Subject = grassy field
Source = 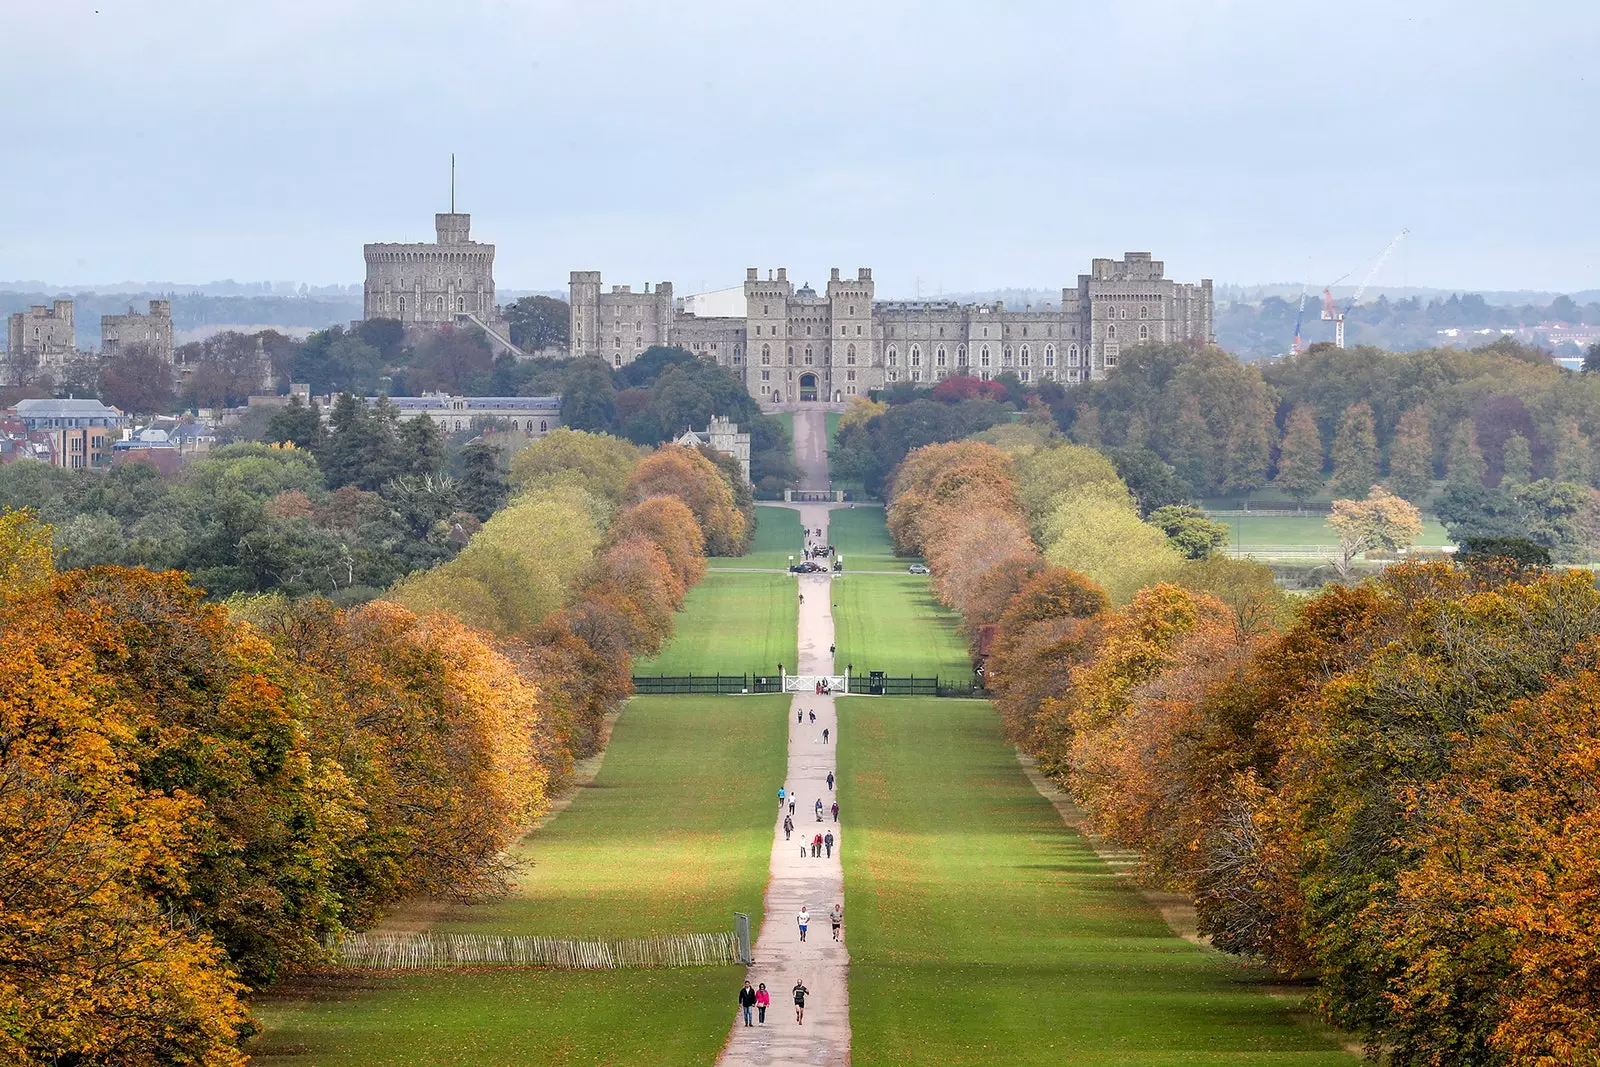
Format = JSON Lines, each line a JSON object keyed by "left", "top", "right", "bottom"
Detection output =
{"left": 839, "top": 699, "right": 1356, "bottom": 1067}
{"left": 252, "top": 694, "right": 789, "bottom": 1065}
{"left": 634, "top": 572, "right": 798, "bottom": 675}
{"left": 710, "top": 504, "right": 804, "bottom": 571}
{"left": 1208, "top": 510, "right": 1454, "bottom": 557}
{"left": 831, "top": 574, "right": 971, "bottom": 680}
{"left": 828, "top": 506, "right": 914, "bottom": 572}
{"left": 825, "top": 411, "right": 842, "bottom": 452}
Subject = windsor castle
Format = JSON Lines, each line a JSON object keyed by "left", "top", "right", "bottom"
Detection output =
{"left": 363, "top": 208, "right": 1214, "bottom": 403}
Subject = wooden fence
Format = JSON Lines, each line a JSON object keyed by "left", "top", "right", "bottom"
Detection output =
{"left": 331, "top": 930, "right": 742, "bottom": 970}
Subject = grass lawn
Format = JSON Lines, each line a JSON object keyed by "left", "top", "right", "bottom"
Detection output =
{"left": 828, "top": 506, "right": 915, "bottom": 572}
{"left": 634, "top": 572, "right": 798, "bottom": 676}
{"left": 839, "top": 699, "right": 1356, "bottom": 1067}
{"left": 709, "top": 504, "right": 804, "bottom": 571}
{"left": 1207, "top": 511, "right": 1454, "bottom": 557}
{"left": 825, "top": 411, "right": 842, "bottom": 452}
{"left": 252, "top": 694, "right": 788, "bottom": 1065}
{"left": 831, "top": 574, "right": 971, "bottom": 680}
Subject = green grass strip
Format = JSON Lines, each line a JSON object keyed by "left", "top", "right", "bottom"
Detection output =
{"left": 634, "top": 572, "right": 798, "bottom": 676}
{"left": 839, "top": 698, "right": 1355, "bottom": 1066}
{"left": 710, "top": 504, "right": 805, "bottom": 571}
{"left": 828, "top": 506, "right": 915, "bottom": 572}
{"left": 831, "top": 573, "right": 971, "bottom": 681}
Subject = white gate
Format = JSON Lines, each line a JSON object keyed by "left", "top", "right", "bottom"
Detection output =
{"left": 781, "top": 673, "right": 848, "bottom": 694}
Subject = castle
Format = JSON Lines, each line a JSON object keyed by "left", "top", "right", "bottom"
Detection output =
{"left": 568, "top": 253, "right": 1213, "bottom": 402}
{"left": 362, "top": 212, "right": 519, "bottom": 355}
{"left": 4, "top": 299, "right": 174, "bottom": 387}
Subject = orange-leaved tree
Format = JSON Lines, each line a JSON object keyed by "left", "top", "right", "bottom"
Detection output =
{"left": 626, "top": 445, "right": 747, "bottom": 556}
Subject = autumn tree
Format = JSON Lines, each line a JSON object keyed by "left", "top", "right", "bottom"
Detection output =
{"left": 1327, "top": 486, "right": 1423, "bottom": 575}
{"left": 1272, "top": 403, "right": 1324, "bottom": 507}
{"left": 985, "top": 567, "right": 1110, "bottom": 749}
{"left": 1329, "top": 401, "right": 1379, "bottom": 497}
{"left": 1384, "top": 405, "right": 1433, "bottom": 504}
{"left": 1041, "top": 483, "right": 1182, "bottom": 604}
{"left": 99, "top": 341, "right": 176, "bottom": 417}
{"left": 625, "top": 445, "right": 747, "bottom": 556}
{"left": 509, "top": 426, "right": 640, "bottom": 505}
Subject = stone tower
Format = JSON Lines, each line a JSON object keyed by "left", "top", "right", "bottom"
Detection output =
{"left": 363, "top": 210, "right": 497, "bottom": 325}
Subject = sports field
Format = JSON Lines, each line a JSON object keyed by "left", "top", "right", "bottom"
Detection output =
{"left": 1209, "top": 511, "right": 1454, "bottom": 560}
{"left": 709, "top": 504, "right": 804, "bottom": 571}
{"left": 634, "top": 572, "right": 798, "bottom": 676}
{"left": 838, "top": 698, "right": 1355, "bottom": 1066}
{"left": 251, "top": 695, "right": 788, "bottom": 1066}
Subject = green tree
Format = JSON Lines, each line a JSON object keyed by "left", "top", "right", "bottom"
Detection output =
{"left": 1221, "top": 388, "right": 1273, "bottom": 496}
{"left": 1272, "top": 403, "right": 1324, "bottom": 507}
{"left": 456, "top": 440, "right": 508, "bottom": 521}
{"left": 265, "top": 395, "right": 325, "bottom": 451}
{"left": 1446, "top": 418, "right": 1487, "bottom": 488}
{"left": 1107, "top": 448, "right": 1190, "bottom": 516}
{"left": 1148, "top": 505, "right": 1230, "bottom": 560}
{"left": 396, "top": 414, "right": 447, "bottom": 482}
{"left": 1553, "top": 417, "right": 1594, "bottom": 485}
{"left": 559, "top": 357, "right": 618, "bottom": 432}
{"left": 505, "top": 295, "right": 571, "bottom": 352}
{"left": 1329, "top": 402, "right": 1379, "bottom": 497}
{"left": 1385, "top": 405, "right": 1434, "bottom": 504}
{"left": 1500, "top": 431, "right": 1533, "bottom": 486}
{"left": 1166, "top": 394, "right": 1214, "bottom": 494}
{"left": 1584, "top": 340, "right": 1600, "bottom": 373}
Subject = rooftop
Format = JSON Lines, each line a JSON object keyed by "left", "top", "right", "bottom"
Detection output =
{"left": 11, "top": 398, "right": 126, "bottom": 418}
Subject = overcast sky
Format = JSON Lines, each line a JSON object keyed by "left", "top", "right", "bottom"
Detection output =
{"left": 2, "top": 0, "right": 1595, "bottom": 295}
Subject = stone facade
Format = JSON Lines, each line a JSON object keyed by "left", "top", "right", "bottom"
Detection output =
{"left": 363, "top": 213, "right": 515, "bottom": 347}
{"left": 375, "top": 393, "right": 560, "bottom": 436}
{"left": 101, "top": 300, "right": 174, "bottom": 363}
{"left": 4, "top": 300, "right": 79, "bottom": 385}
{"left": 675, "top": 415, "right": 752, "bottom": 483}
{"left": 568, "top": 253, "right": 1213, "bottom": 401}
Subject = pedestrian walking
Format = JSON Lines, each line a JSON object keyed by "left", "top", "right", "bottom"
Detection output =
{"left": 778, "top": 786, "right": 786, "bottom": 808}
{"left": 808, "top": 709, "right": 816, "bottom": 724}
{"left": 797, "top": 708, "right": 803, "bottom": 724}
{"left": 783, "top": 814, "right": 793, "bottom": 840}
{"left": 793, "top": 980, "right": 809, "bottom": 1024}
{"left": 756, "top": 983, "right": 770, "bottom": 1024}
{"left": 831, "top": 903, "right": 842, "bottom": 941}
{"left": 824, "top": 830, "right": 834, "bottom": 857}
{"left": 812, "top": 832, "right": 823, "bottom": 857}
{"left": 739, "top": 982, "right": 757, "bottom": 1027}
{"left": 831, "top": 801, "right": 839, "bottom": 821}
{"left": 829, "top": 643, "right": 836, "bottom": 654}
{"left": 797, "top": 905, "right": 810, "bottom": 942}
{"left": 788, "top": 799, "right": 796, "bottom": 816}
{"left": 826, "top": 772, "right": 834, "bottom": 791}
{"left": 815, "top": 798, "right": 824, "bottom": 821}
{"left": 822, "top": 727, "right": 829, "bottom": 744}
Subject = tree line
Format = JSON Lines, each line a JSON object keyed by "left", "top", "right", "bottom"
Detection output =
{"left": 0, "top": 426, "right": 741, "bottom": 1064}
{"left": 889, "top": 431, "right": 1600, "bottom": 1066}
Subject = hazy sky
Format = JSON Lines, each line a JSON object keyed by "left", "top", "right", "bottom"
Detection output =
{"left": 3, "top": 0, "right": 1596, "bottom": 295}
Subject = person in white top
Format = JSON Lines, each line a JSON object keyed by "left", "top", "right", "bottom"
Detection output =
{"left": 797, "top": 905, "right": 810, "bottom": 942}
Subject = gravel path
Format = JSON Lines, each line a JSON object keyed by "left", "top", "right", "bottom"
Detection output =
{"left": 719, "top": 415, "right": 850, "bottom": 1065}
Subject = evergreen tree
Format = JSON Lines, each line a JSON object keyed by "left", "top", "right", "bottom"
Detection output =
{"left": 559, "top": 357, "right": 618, "bottom": 432}
{"left": 1584, "top": 340, "right": 1600, "bottom": 374}
{"left": 1167, "top": 395, "right": 1215, "bottom": 494}
{"left": 457, "top": 440, "right": 508, "bottom": 521}
{"left": 1385, "top": 405, "right": 1434, "bottom": 504}
{"left": 1070, "top": 408, "right": 1103, "bottom": 447}
{"left": 1221, "top": 389, "right": 1273, "bottom": 496}
{"left": 397, "top": 414, "right": 447, "bottom": 481}
{"left": 1552, "top": 417, "right": 1593, "bottom": 485}
{"left": 265, "top": 396, "right": 325, "bottom": 452}
{"left": 1330, "top": 402, "right": 1379, "bottom": 498}
{"left": 359, "top": 397, "right": 407, "bottom": 491}
{"left": 1273, "top": 403, "right": 1325, "bottom": 507}
{"left": 1500, "top": 432, "right": 1533, "bottom": 486}
{"left": 1123, "top": 411, "right": 1153, "bottom": 452}
{"left": 1446, "top": 418, "right": 1487, "bottom": 489}
{"left": 318, "top": 392, "right": 369, "bottom": 490}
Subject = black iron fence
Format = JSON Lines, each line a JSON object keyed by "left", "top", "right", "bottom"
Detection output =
{"left": 631, "top": 673, "right": 783, "bottom": 695}
{"left": 846, "top": 672, "right": 987, "bottom": 697}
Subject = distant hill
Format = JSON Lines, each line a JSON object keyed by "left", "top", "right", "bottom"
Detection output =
{"left": 0, "top": 289, "right": 361, "bottom": 349}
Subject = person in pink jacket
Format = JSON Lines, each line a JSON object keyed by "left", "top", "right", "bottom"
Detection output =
{"left": 755, "top": 982, "right": 771, "bottom": 1024}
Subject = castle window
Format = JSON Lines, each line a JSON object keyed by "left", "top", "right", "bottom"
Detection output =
{"left": 438, "top": 297, "right": 446, "bottom": 313}
{"left": 1003, "top": 346, "right": 1013, "bottom": 366}
{"left": 983, "top": 326, "right": 989, "bottom": 338}
{"left": 787, "top": 346, "right": 794, "bottom": 363}
{"left": 614, "top": 354, "right": 623, "bottom": 367}
{"left": 912, "top": 370, "right": 922, "bottom": 382}
{"left": 805, "top": 346, "right": 813, "bottom": 365}
{"left": 847, "top": 385, "right": 856, "bottom": 395}
{"left": 763, "top": 304, "right": 769, "bottom": 315}
{"left": 847, "top": 344, "right": 856, "bottom": 365}
{"left": 615, "top": 337, "right": 622, "bottom": 347}
{"left": 847, "top": 370, "right": 856, "bottom": 381}
{"left": 635, "top": 321, "right": 641, "bottom": 331}
{"left": 856, "top": 325, "right": 862, "bottom": 335}
{"left": 1020, "top": 369, "right": 1031, "bottom": 382}
{"left": 887, "top": 347, "right": 897, "bottom": 366}
{"left": 1044, "top": 344, "right": 1056, "bottom": 367}
{"left": 1139, "top": 305, "right": 1149, "bottom": 319}
{"left": 762, "top": 370, "right": 771, "bottom": 381}
{"left": 936, "top": 346, "right": 946, "bottom": 367}
{"left": 1138, "top": 324, "right": 1149, "bottom": 340}
{"left": 806, "top": 326, "right": 812, "bottom": 336}
{"left": 398, "top": 297, "right": 407, "bottom": 316}
{"left": 957, "top": 344, "right": 967, "bottom": 365}
{"left": 1020, "top": 345, "right": 1030, "bottom": 366}
{"left": 1022, "top": 326, "right": 1029, "bottom": 337}
{"left": 980, "top": 345, "right": 990, "bottom": 367}
{"left": 458, "top": 297, "right": 465, "bottom": 312}
{"left": 1121, "top": 308, "right": 1128, "bottom": 319}
{"left": 938, "top": 327, "right": 944, "bottom": 337}
{"left": 849, "top": 305, "right": 855, "bottom": 315}
{"left": 910, "top": 345, "right": 921, "bottom": 367}
{"left": 540, "top": 420, "right": 548, "bottom": 432}
{"left": 1048, "top": 326, "right": 1054, "bottom": 337}
{"left": 887, "top": 370, "right": 898, "bottom": 382}
{"left": 1068, "top": 344, "right": 1080, "bottom": 366}
{"left": 761, "top": 344, "right": 771, "bottom": 365}
{"left": 841, "top": 326, "right": 846, "bottom": 336}
{"left": 733, "top": 345, "right": 742, "bottom": 363}
{"left": 1106, "top": 325, "right": 1116, "bottom": 340}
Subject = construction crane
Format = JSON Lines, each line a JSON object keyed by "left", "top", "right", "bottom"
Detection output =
{"left": 1291, "top": 283, "right": 1309, "bottom": 354}
{"left": 1320, "top": 229, "right": 1409, "bottom": 349}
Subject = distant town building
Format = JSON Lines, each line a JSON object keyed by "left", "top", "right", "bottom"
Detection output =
{"left": 570, "top": 252, "right": 1214, "bottom": 402}
{"left": 363, "top": 393, "right": 561, "bottom": 436}
{"left": 4, "top": 300, "right": 79, "bottom": 386}
{"left": 8, "top": 398, "right": 128, "bottom": 470}
{"left": 0, "top": 416, "right": 58, "bottom": 465}
{"left": 101, "top": 300, "right": 174, "bottom": 363}
{"left": 362, "top": 209, "right": 520, "bottom": 355}
{"left": 675, "top": 415, "right": 752, "bottom": 483}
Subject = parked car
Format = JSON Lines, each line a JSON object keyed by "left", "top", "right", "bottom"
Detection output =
{"left": 907, "top": 563, "right": 929, "bottom": 575}
{"left": 791, "top": 560, "right": 824, "bottom": 573}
